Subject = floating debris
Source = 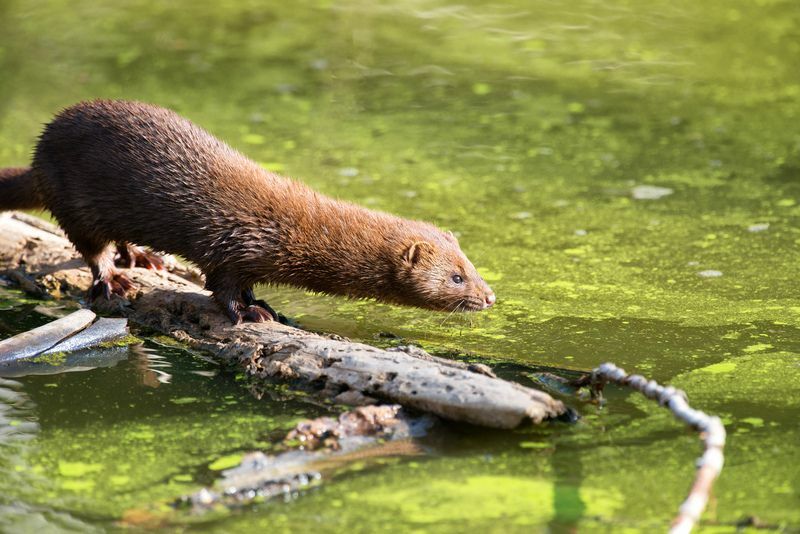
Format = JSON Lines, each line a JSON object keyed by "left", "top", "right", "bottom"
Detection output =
{"left": 338, "top": 167, "right": 359, "bottom": 177}
{"left": 747, "top": 223, "right": 769, "bottom": 233}
{"left": 631, "top": 185, "right": 674, "bottom": 200}
{"left": 697, "top": 270, "right": 723, "bottom": 278}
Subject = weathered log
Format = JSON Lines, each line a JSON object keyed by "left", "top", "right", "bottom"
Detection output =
{"left": 0, "top": 309, "right": 96, "bottom": 361}
{"left": 42, "top": 317, "right": 130, "bottom": 355}
{"left": 0, "top": 212, "right": 565, "bottom": 428}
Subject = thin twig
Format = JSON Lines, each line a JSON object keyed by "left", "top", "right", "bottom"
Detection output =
{"left": 589, "top": 362, "right": 726, "bottom": 534}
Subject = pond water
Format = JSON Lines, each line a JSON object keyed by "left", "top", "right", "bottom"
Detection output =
{"left": 1, "top": 0, "right": 798, "bottom": 531}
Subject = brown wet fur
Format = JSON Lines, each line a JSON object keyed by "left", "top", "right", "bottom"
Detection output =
{"left": 0, "top": 167, "right": 42, "bottom": 210}
{"left": 0, "top": 100, "right": 495, "bottom": 323}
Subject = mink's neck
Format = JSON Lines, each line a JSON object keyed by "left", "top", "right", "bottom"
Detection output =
{"left": 247, "top": 185, "right": 410, "bottom": 300}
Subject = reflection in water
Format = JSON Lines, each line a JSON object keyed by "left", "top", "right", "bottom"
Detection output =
{"left": 0, "top": 378, "right": 99, "bottom": 532}
{"left": 0, "top": 377, "right": 38, "bottom": 445}
{"left": 550, "top": 446, "right": 586, "bottom": 532}
{"left": 130, "top": 344, "right": 173, "bottom": 386}
{"left": 0, "top": 502, "right": 102, "bottom": 534}
{"left": 0, "top": 348, "right": 131, "bottom": 379}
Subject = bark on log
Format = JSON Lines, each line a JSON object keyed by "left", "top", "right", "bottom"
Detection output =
{"left": 0, "top": 212, "right": 565, "bottom": 428}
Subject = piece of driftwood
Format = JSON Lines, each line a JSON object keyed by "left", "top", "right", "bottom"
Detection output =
{"left": 589, "top": 363, "right": 726, "bottom": 534}
{"left": 42, "top": 317, "right": 130, "bottom": 355}
{"left": 0, "top": 212, "right": 565, "bottom": 428}
{"left": 0, "top": 308, "right": 130, "bottom": 363}
{"left": 0, "top": 309, "right": 96, "bottom": 361}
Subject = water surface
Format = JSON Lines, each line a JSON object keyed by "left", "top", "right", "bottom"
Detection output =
{"left": 0, "top": 0, "right": 798, "bottom": 530}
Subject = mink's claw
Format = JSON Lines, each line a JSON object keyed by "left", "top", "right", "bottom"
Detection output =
{"left": 88, "top": 272, "right": 135, "bottom": 303}
{"left": 241, "top": 305, "right": 276, "bottom": 323}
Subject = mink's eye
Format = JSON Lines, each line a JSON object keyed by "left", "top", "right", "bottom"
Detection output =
{"left": 451, "top": 274, "right": 464, "bottom": 284}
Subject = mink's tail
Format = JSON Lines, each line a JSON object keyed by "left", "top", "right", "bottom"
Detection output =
{"left": 0, "top": 167, "right": 44, "bottom": 211}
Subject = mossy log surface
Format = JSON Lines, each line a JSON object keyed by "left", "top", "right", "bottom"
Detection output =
{"left": 0, "top": 212, "right": 565, "bottom": 428}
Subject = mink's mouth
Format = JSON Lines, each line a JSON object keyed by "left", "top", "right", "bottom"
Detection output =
{"left": 451, "top": 297, "right": 486, "bottom": 312}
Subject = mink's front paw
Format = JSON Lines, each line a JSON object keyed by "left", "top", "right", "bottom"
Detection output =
{"left": 89, "top": 271, "right": 135, "bottom": 302}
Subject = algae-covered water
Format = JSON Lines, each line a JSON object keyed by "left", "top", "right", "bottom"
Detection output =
{"left": 1, "top": 0, "right": 799, "bottom": 531}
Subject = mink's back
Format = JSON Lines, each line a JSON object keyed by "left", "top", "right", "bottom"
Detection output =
{"left": 33, "top": 100, "right": 282, "bottom": 270}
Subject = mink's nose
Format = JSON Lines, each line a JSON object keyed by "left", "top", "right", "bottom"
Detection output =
{"left": 484, "top": 292, "right": 496, "bottom": 308}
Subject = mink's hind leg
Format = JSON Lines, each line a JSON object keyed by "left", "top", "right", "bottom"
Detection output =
{"left": 77, "top": 241, "right": 136, "bottom": 303}
{"left": 115, "top": 242, "right": 165, "bottom": 270}
{"left": 206, "top": 273, "right": 275, "bottom": 324}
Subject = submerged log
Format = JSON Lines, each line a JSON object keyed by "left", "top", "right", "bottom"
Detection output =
{"left": 0, "top": 212, "right": 565, "bottom": 428}
{"left": 181, "top": 405, "right": 434, "bottom": 513}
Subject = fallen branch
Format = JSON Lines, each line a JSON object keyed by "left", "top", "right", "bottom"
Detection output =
{"left": 589, "top": 362, "right": 726, "bottom": 534}
{"left": 0, "top": 308, "right": 131, "bottom": 363}
{"left": 0, "top": 212, "right": 565, "bottom": 428}
{"left": 0, "top": 309, "right": 96, "bottom": 361}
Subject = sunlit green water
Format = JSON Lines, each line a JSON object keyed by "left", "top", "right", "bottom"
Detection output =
{"left": 1, "top": 0, "right": 798, "bottom": 531}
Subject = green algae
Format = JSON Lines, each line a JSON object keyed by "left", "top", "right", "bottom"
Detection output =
{"left": 97, "top": 334, "right": 142, "bottom": 348}
{"left": 698, "top": 361, "right": 737, "bottom": 374}
{"left": 674, "top": 351, "right": 800, "bottom": 413}
{"left": 170, "top": 396, "right": 200, "bottom": 405}
{"left": 58, "top": 461, "right": 103, "bottom": 478}
{"left": 28, "top": 351, "right": 68, "bottom": 366}
{"left": 357, "top": 475, "right": 556, "bottom": 525}
{"left": 208, "top": 453, "right": 245, "bottom": 472}
{"left": 669, "top": 356, "right": 800, "bottom": 526}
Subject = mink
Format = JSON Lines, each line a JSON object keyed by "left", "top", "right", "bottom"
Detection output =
{"left": 0, "top": 100, "right": 495, "bottom": 323}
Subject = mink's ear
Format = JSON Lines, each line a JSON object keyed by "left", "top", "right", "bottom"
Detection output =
{"left": 402, "top": 241, "right": 432, "bottom": 266}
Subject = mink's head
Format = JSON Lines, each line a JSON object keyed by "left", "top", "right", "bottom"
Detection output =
{"left": 392, "top": 230, "right": 495, "bottom": 312}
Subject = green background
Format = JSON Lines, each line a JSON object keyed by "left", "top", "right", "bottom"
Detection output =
{"left": 0, "top": 0, "right": 798, "bottom": 531}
